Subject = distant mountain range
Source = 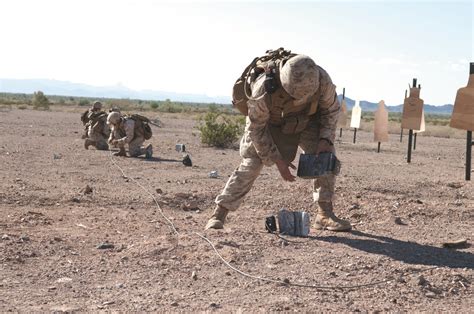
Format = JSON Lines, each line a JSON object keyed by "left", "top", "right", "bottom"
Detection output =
{"left": 0, "top": 79, "right": 231, "bottom": 104}
{"left": 336, "top": 95, "right": 453, "bottom": 115}
{"left": 0, "top": 78, "right": 453, "bottom": 115}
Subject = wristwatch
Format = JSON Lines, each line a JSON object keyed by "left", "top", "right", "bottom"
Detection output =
{"left": 319, "top": 138, "right": 334, "bottom": 146}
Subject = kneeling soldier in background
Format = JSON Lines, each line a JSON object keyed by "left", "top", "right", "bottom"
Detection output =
{"left": 106, "top": 112, "right": 153, "bottom": 158}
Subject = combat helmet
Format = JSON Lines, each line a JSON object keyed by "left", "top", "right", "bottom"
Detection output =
{"left": 107, "top": 112, "right": 121, "bottom": 125}
{"left": 92, "top": 101, "right": 103, "bottom": 110}
{"left": 280, "top": 55, "right": 319, "bottom": 102}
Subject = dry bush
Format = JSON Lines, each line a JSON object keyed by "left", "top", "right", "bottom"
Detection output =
{"left": 197, "top": 112, "right": 245, "bottom": 148}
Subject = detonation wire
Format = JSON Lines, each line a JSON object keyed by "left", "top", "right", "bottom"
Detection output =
{"left": 107, "top": 151, "right": 178, "bottom": 235}
{"left": 107, "top": 151, "right": 439, "bottom": 290}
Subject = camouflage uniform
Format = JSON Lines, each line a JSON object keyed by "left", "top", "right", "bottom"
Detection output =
{"left": 108, "top": 117, "right": 151, "bottom": 158}
{"left": 82, "top": 102, "right": 109, "bottom": 151}
{"left": 216, "top": 66, "right": 339, "bottom": 210}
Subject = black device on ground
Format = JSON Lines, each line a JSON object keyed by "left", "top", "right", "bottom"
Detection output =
{"left": 175, "top": 144, "right": 186, "bottom": 153}
{"left": 265, "top": 216, "right": 277, "bottom": 233}
{"left": 297, "top": 152, "right": 340, "bottom": 179}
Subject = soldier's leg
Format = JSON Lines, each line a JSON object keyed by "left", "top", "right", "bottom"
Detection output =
{"left": 84, "top": 127, "right": 96, "bottom": 150}
{"left": 128, "top": 136, "right": 146, "bottom": 157}
{"left": 299, "top": 118, "right": 351, "bottom": 232}
{"left": 206, "top": 157, "right": 263, "bottom": 230}
{"left": 88, "top": 129, "right": 109, "bottom": 151}
{"left": 95, "top": 134, "right": 109, "bottom": 151}
{"left": 206, "top": 132, "right": 264, "bottom": 229}
{"left": 215, "top": 157, "right": 263, "bottom": 210}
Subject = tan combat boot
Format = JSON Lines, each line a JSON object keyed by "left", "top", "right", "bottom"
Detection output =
{"left": 205, "top": 205, "right": 229, "bottom": 230}
{"left": 145, "top": 144, "right": 153, "bottom": 159}
{"left": 314, "top": 202, "right": 352, "bottom": 232}
{"left": 84, "top": 139, "right": 95, "bottom": 150}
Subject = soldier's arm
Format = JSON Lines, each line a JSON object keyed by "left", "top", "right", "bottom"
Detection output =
{"left": 247, "top": 97, "right": 283, "bottom": 163}
{"left": 317, "top": 67, "right": 340, "bottom": 142}
{"left": 117, "top": 119, "right": 135, "bottom": 145}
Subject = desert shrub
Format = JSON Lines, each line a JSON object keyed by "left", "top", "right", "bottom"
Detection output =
{"left": 198, "top": 112, "right": 245, "bottom": 148}
{"left": 78, "top": 99, "right": 90, "bottom": 107}
{"left": 208, "top": 103, "right": 218, "bottom": 113}
{"left": 17, "top": 105, "right": 28, "bottom": 110}
{"left": 33, "top": 91, "right": 49, "bottom": 110}
{"left": 159, "top": 102, "right": 183, "bottom": 113}
{"left": 150, "top": 101, "right": 159, "bottom": 110}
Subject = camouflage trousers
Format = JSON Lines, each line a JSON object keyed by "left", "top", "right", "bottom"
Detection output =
{"left": 215, "top": 122, "right": 336, "bottom": 211}
{"left": 118, "top": 135, "right": 147, "bottom": 157}
{"left": 87, "top": 128, "right": 109, "bottom": 151}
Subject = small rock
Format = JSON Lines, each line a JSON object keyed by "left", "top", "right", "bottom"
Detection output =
{"left": 417, "top": 275, "right": 428, "bottom": 286}
{"left": 447, "top": 182, "right": 462, "bottom": 189}
{"left": 209, "top": 302, "right": 220, "bottom": 308}
{"left": 415, "top": 199, "right": 423, "bottom": 204}
{"left": 2, "top": 234, "right": 10, "bottom": 240}
{"left": 116, "top": 283, "right": 124, "bottom": 288}
{"left": 53, "top": 154, "right": 62, "bottom": 160}
{"left": 97, "top": 242, "right": 115, "bottom": 250}
{"left": 425, "top": 292, "right": 437, "bottom": 298}
{"left": 56, "top": 277, "right": 72, "bottom": 283}
{"left": 442, "top": 239, "right": 468, "bottom": 249}
{"left": 102, "top": 301, "right": 115, "bottom": 306}
{"left": 53, "top": 237, "right": 62, "bottom": 242}
{"left": 170, "top": 302, "right": 178, "bottom": 307}
{"left": 191, "top": 271, "right": 197, "bottom": 280}
{"left": 19, "top": 235, "right": 30, "bottom": 242}
{"left": 209, "top": 171, "right": 218, "bottom": 178}
{"left": 83, "top": 185, "right": 93, "bottom": 194}
{"left": 181, "top": 201, "right": 199, "bottom": 211}
{"left": 48, "top": 286, "right": 57, "bottom": 291}
{"left": 156, "top": 188, "right": 163, "bottom": 194}
{"left": 349, "top": 203, "right": 360, "bottom": 210}
{"left": 71, "top": 197, "right": 81, "bottom": 203}
{"left": 394, "top": 217, "right": 407, "bottom": 225}
{"left": 283, "top": 278, "right": 290, "bottom": 284}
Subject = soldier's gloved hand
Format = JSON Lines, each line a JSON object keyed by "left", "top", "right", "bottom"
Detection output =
{"left": 275, "top": 159, "right": 296, "bottom": 182}
{"left": 111, "top": 139, "right": 119, "bottom": 146}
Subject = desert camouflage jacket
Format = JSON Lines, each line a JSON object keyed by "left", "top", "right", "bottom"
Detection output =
{"left": 247, "top": 65, "right": 340, "bottom": 163}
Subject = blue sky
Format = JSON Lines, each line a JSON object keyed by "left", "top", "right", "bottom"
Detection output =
{"left": 0, "top": 0, "right": 472, "bottom": 105}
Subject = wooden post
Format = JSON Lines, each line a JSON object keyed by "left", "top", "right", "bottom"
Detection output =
{"left": 413, "top": 133, "right": 417, "bottom": 150}
{"left": 407, "top": 130, "right": 413, "bottom": 163}
{"left": 340, "top": 87, "right": 345, "bottom": 138}
{"left": 467, "top": 131, "right": 472, "bottom": 181}
{"left": 407, "top": 78, "right": 416, "bottom": 163}
{"left": 377, "top": 142, "right": 381, "bottom": 153}
{"left": 353, "top": 128, "right": 357, "bottom": 144}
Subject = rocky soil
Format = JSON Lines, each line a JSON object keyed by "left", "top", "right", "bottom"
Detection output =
{"left": 0, "top": 108, "right": 472, "bottom": 311}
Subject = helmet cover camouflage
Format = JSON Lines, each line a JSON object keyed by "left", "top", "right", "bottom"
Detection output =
{"left": 280, "top": 55, "right": 319, "bottom": 101}
{"left": 107, "top": 111, "right": 121, "bottom": 125}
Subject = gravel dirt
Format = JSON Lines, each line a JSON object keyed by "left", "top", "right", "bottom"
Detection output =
{"left": 1, "top": 108, "right": 473, "bottom": 312}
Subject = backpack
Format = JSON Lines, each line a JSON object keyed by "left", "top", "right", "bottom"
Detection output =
{"left": 232, "top": 48, "right": 296, "bottom": 115}
{"left": 80, "top": 110, "right": 89, "bottom": 125}
{"left": 128, "top": 114, "right": 153, "bottom": 140}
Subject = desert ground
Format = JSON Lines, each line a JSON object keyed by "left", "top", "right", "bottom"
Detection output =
{"left": 1, "top": 108, "right": 473, "bottom": 312}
